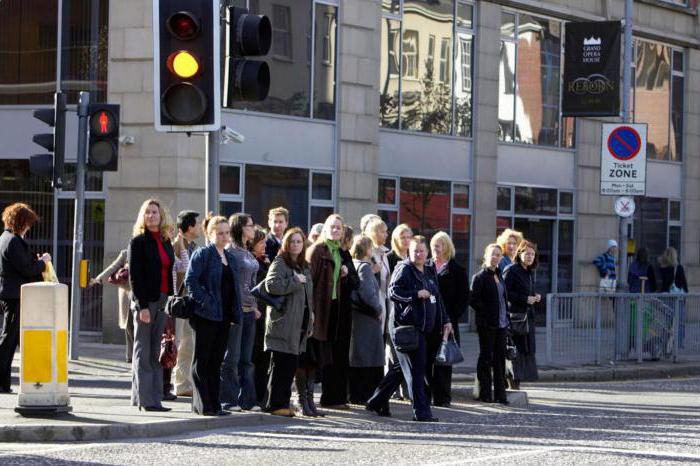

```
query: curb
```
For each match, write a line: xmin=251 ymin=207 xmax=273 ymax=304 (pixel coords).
xmin=453 ymin=361 xmax=700 ymax=383
xmin=0 ymin=411 xmax=295 ymax=443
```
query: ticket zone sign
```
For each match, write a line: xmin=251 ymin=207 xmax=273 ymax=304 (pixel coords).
xmin=600 ymin=123 xmax=647 ymax=196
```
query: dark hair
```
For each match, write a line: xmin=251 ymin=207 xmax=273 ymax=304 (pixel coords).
xmin=514 ymin=240 xmax=539 ymax=269
xmin=279 ymin=227 xmax=308 ymax=270
xmin=177 ymin=210 xmax=199 ymax=233
xmin=229 ymin=213 xmax=253 ymax=247
xmin=636 ymin=247 xmax=649 ymax=264
xmin=342 ymin=224 xmax=354 ymax=245
xmin=248 ymin=225 xmax=267 ymax=252
xmin=1 ymin=203 xmax=39 ymax=234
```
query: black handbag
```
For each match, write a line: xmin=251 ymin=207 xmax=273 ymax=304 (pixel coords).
xmin=434 ymin=335 xmax=464 ymax=366
xmin=508 ymin=311 xmax=529 ymax=336
xmin=394 ymin=325 xmax=419 ymax=353
xmin=251 ymin=281 xmax=285 ymax=311
xmin=505 ymin=336 xmax=518 ymax=361
xmin=164 ymin=283 xmax=197 ymax=319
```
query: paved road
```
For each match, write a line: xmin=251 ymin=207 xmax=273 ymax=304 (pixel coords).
xmin=2 ymin=377 xmax=700 ymax=465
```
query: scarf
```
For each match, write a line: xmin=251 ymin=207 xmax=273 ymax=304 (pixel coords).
xmin=325 ymin=239 xmax=342 ymax=300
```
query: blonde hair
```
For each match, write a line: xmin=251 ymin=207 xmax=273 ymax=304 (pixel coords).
xmin=365 ymin=217 xmax=387 ymax=246
xmin=658 ymin=247 xmax=679 ymax=267
xmin=482 ymin=243 xmax=502 ymax=266
xmin=206 ymin=215 xmax=228 ymax=237
xmin=319 ymin=213 xmax=344 ymax=242
xmin=360 ymin=214 xmax=381 ymax=233
xmin=391 ymin=223 xmax=413 ymax=256
xmin=496 ymin=228 xmax=523 ymax=257
xmin=132 ymin=199 xmax=173 ymax=239
xmin=350 ymin=235 xmax=374 ymax=260
xmin=430 ymin=231 xmax=456 ymax=260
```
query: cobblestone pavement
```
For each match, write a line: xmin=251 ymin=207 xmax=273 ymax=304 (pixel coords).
xmin=2 ymin=377 xmax=700 ymax=465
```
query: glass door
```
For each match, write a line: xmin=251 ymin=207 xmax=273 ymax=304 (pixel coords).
xmin=514 ymin=217 xmax=554 ymax=325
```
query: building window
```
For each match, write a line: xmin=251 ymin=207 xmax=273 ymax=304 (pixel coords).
xmin=219 ymin=164 xmax=243 ymax=218
xmin=498 ymin=10 xmax=573 ymax=148
xmin=0 ymin=0 xmax=109 ymax=105
xmin=633 ymin=40 xmax=684 ymax=161
xmin=379 ymin=0 xmax=475 ymax=137
xmin=633 ymin=196 xmax=674 ymax=263
xmin=232 ymin=1 xmax=338 ymax=121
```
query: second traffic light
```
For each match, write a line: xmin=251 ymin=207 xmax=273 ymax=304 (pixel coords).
xmin=30 ymin=92 xmax=66 ymax=188
xmin=88 ymin=104 xmax=120 ymax=171
xmin=153 ymin=0 xmax=220 ymax=132
xmin=223 ymin=6 xmax=271 ymax=106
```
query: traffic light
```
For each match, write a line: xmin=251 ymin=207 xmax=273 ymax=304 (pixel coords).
xmin=153 ymin=0 xmax=220 ymax=132
xmin=87 ymin=104 xmax=120 ymax=171
xmin=224 ymin=7 xmax=271 ymax=105
xmin=30 ymin=92 xmax=66 ymax=188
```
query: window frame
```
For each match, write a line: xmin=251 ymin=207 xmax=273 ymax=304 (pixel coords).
xmin=218 ymin=162 xmax=244 ymax=210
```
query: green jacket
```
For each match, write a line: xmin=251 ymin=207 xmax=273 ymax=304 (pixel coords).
xmin=264 ymin=256 xmax=314 ymax=355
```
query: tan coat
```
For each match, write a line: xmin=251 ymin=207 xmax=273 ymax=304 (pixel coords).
xmin=96 ymin=249 xmax=130 ymax=329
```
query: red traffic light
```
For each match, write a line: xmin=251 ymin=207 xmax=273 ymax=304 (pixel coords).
xmin=167 ymin=12 xmax=200 ymax=40
xmin=90 ymin=109 xmax=117 ymax=137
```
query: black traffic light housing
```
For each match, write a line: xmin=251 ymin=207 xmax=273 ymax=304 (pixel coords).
xmin=87 ymin=104 xmax=120 ymax=171
xmin=30 ymin=92 xmax=66 ymax=188
xmin=223 ymin=7 xmax=271 ymax=105
xmin=154 ymin=0 xmax=220 ymax=132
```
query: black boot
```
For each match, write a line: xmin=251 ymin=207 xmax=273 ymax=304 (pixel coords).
xmin=295 ymin=374 xmax=315 ymax=417
xmin=306 ymin=376 xmax=325 ymax=417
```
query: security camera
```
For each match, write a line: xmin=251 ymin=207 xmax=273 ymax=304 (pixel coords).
xmin=220 ymin=126 xmax=245 ymax=144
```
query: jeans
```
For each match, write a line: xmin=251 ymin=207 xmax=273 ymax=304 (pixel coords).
xmin=220 ymin=311 xmax=257 ymax=409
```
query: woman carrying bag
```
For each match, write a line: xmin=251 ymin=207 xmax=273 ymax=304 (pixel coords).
xmin=263 ymin=228 xmax=314 ymax=417
xmin=503 ymin=240 xmax=540 ymax=389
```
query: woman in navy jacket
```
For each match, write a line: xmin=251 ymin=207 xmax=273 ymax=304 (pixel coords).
xmin=186 ymin=216 xmax=242 ymax=416
xmin=470 ymin=243 xmax=509 ymax=405
xmin=366 ymin=235 xmax=452 ymax=422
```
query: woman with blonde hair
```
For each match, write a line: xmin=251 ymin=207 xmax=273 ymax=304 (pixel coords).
xmin=128 ymin=199 xmax=175 ymax=412
xmin=186 ymin=216 xmax=242 ymax=416
xmin=306 ymin=214 xmax=349 ymax=412
xmin=428 ymin=231 xmax=469 ymax=407
xmin=496 ymin=228 xmax=523 ymax=273
xmin=387 ymin=224 xmax=412 ymax=274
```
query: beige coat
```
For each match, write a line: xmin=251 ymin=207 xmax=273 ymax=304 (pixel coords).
xmin=96 ymin=249 xmax=130 ymax=329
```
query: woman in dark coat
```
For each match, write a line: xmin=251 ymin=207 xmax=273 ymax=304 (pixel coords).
xmin=186 ymin=216 xmax=242 ymax=416
xmin=348 ymin=235 xmax=385 ymax=404
xmin=503 ymin=240 xmax=540 ymax=389
xmin=250 ymin=226 xmax=271 ymax=406
xmin=366 ymin=236 xmax=453 ymax=422
xmin=0 ymin=203 xmax=50 ymax=393
xmin=429 ymin=232 xmax=469 ymax=407
xmin=470 ymin=243 xmax=509 ymax=405
xmin=658 ymin=247 xmax=689 ymax=348
xmin=128 ymin=199 xmax=175 ymax=412
xmin=628 ymin=247 xmax=657 ymax=293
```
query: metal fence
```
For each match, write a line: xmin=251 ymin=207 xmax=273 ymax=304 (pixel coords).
xmin=545 ymin=293 xmax=700 ymax=365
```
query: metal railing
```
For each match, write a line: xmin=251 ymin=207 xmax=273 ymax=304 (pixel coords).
xmin=545 ymin=293 xmax=700 ymax=365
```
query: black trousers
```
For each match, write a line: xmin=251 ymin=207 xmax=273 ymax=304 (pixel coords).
xmin=0 ymin=299 xmax=20 ymax=392
xmin=321 ymin=299 xmax=350 ymax=406
xmin=125 ymin=312 xmax=134 ymax=362
xmin=253 ymin=312 xmax=270 ymax=404
xmin=266 ymin=350 xmax=298 ymax=411
xmin=426 ymin=324 xmax=460 ymax=405
xmin=348 ymin=366 xmax=384 ymax=404
xmin=476 ymin=326 xmax=507 ymax=402
xmin=190 ymin=315 xmax=229 ymax=415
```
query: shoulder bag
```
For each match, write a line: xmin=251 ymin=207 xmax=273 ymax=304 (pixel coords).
xmin=164 ymin=282 xmax=198 ymax=319
xmin=394 ymin=325 xmax=419 ymax=353
xmin=251 ymin=281 xmax=286 ymax=311
xmin=108 ymin=265 xmax=129 ymax=286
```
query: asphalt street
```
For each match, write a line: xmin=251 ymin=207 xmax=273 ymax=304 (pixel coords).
xmin=2 ymin=377 xmax=700 ymax=465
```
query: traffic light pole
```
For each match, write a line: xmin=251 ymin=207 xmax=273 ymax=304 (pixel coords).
xmin=205 ymin=129 xmax=221 ymax=215
xmin=617 ymin=0 xmax=633 ymax=292
xmin=69 ymin=91 xmax=89 ymax=361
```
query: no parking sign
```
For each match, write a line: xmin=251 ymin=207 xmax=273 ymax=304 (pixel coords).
xmin=600 ymin=123 xmax=647 ymax=196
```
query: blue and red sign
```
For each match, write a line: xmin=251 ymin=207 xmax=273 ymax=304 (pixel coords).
xmin=606 ymin=126 xmax=641 ymax=161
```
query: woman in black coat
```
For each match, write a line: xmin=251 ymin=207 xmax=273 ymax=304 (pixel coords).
xmin=470 ymin=243 xmax=509 ymax=405
xmin=128 ymin=199 xmax=175 ymax=412
xmin=503 ymin=240 xmax=540 ymax=389
xmin=0 ymin=203 xmax=50 ymax=393
xmin=428 ymin=232 xmax=468 ymax=407
xmin=658 ymin=247 xmax=689 ymax=348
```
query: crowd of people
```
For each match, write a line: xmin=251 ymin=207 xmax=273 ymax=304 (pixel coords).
xmin=0 ymin=200 xmax=691 ymax=421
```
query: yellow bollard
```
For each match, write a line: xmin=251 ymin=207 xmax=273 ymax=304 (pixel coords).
xmin=15 ymin=282 xmax=72 ymax=415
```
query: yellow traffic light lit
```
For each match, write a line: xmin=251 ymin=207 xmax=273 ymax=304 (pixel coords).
xmin=167 ymin=51 xmax=199 ymax=79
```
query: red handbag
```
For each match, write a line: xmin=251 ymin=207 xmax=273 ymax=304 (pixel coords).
xmin=159 ymin=317 xmax=177 ymax=369
xmin=108 ymin=265 xmax=129 ymax=286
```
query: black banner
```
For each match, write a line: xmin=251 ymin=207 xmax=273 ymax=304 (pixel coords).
xmin=562 ymin=21 xmax=621 ymax=117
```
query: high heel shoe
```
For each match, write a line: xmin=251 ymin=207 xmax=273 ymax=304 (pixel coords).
xmin=365 ymin=403 xmax=391 ymax=417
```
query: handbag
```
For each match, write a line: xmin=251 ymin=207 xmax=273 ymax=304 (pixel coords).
xmin=434 ymin=336 xmax=464 ymax=366
xmin=394 ymin=325 xmax=419 ymax=353
xmin=509 ymin=311 xmax=529 ymax=336
xmin=669 ymin=266 xmax=686 ymax=295
xmin=505 ymin=336 xmax=518 ymax=361
xmin=599 ymin=277 xmax=616 ymax=294
xmin=108 ymin=265 xmax=129 ymax=286
xmin=164 ymin=283 xmax=197 ymax=319
xmin=251 ymin=281 xmax=286 ymax=311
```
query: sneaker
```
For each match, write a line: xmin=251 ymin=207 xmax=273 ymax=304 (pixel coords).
xmin=222 ymin=404 xmax=242 ymax=412
xmin=244 ymin=406 xmax=262 ymax=412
